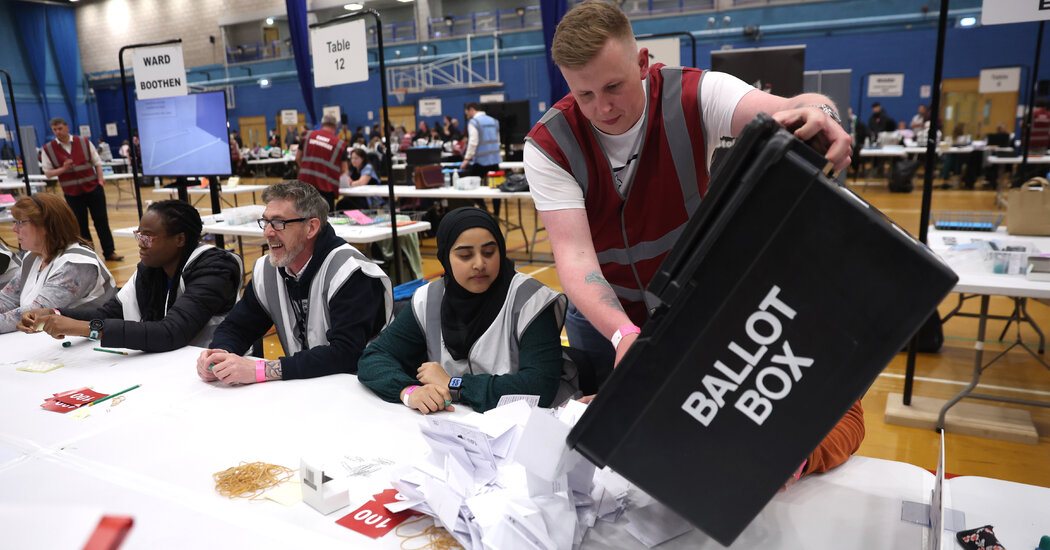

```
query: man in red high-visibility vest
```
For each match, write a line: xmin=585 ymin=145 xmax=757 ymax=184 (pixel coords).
xmin=41 ymin=118 xmax=122 ymax=262
xmin=295 ymin=114 xmax=349 ymax=211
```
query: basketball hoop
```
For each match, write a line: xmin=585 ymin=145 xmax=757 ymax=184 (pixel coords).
xmin=391 ymin=88 xmax=407 ymax=104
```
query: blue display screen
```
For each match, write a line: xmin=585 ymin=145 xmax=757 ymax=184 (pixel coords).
xmin=135 ymin=91 xmax=233 ymax=177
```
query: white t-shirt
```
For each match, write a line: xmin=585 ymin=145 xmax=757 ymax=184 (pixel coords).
xmin=524 ymin=70 xmax=755 ymax=211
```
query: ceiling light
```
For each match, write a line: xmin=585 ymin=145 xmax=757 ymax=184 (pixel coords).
xmin=396 ymin=0 xmax=414 ymax=3
xmin=259 ymin=78 xmax=271 ymax=88
xmin=344 ymin=3 xmax=362 ymax=10
xmin=265 ymin=17 xmax=274 ymax=25
xmin=959 ymin=16 xmax=977 ymax=27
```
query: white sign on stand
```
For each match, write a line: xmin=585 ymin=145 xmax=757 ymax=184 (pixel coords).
xmin=79 ymin=125 xmax=91 ymax=138
xmin=868 ymin=73 xmax=904 ymax=97
xmin=979 ymin=67 xmax=1021 ymax=93
xmin=310 ymin=19 xmax=369 ymax=88
xmin=131 ymin=44 xmax=188 ymax=100
xmin=281 ymin=110 xmax=299 ymax=125
xmin=419 ymin=98 xmax=442 ymax=117
xmin=106 ymin=123 xmax=118 ymax=137
xmin=322 ymin=105 xmax=341 ymax=122
xmin=0 ymin=84 xmax=7 ymax=117
xmin=982 ymin=0 xmax=1050 ymax=25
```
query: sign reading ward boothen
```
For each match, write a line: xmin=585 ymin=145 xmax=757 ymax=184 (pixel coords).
xmin=310 ymin=19 xmax=369 ymax=88
xmin=132 ymin=45 xmax=188 ymax=100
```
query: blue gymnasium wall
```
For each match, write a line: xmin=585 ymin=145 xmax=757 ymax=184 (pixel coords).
xmin=0 ymin=2 xmax=94 ymax=158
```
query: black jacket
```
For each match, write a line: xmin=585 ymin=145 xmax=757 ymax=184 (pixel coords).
xmin=65 ymin=246 xmax=241 ymax=352
xmin=209 ymin=223 xmax=387 ymax=379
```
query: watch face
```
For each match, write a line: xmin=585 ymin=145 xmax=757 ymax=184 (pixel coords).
xmin=89 ymin=319 xmax=104 ymax=331
xmin=448 ymin=377 xmax=463 ymax=389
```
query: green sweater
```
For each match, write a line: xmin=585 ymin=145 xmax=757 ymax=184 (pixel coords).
xmin=357 ymin=302 xmax=563 ymax=412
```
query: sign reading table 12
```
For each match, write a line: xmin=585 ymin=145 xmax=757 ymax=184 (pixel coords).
xmin=311 ymin=19 xmax=369 ymax=88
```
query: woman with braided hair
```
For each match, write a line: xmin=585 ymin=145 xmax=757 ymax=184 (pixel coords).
xmin=18 ymin=200 xmax=243 ymax=351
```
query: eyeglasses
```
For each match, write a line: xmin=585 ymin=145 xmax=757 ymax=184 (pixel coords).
xmin=132 ymin=230 xmax=156 ymax=248
xmin=12 ymin=219 xmax=31 ymax=228
xmin=257 ymin=217 xmax=307 ymax=231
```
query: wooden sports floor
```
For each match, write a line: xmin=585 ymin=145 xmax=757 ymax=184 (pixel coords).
xmin=5 ymin=171 xmax=1048 ymax=488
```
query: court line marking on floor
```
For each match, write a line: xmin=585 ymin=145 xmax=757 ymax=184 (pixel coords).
xmin=877 ymin=372 xmax=1050 ymax=397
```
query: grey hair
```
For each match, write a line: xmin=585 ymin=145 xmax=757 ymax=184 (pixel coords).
xmin=321 ymin=114 xmax=339 ymax=128
xmin=49 ymin=117 xmax=69 ymax=127
xmin=262 ymin=181 xmax=330 ymax=224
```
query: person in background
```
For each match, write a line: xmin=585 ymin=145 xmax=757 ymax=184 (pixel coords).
xmin=0 ymin=194 xmax=116 ymax=333
xmin=18 ymin=200 xmax=242 ymax=351
xmin=336 ymin=148 xmax=381 ymax=211
xmin=119 ymin=139 xmax=131 ymax=159
xmin=909 ymin=104 xmax=928 ymax=131
xmin=368 ymin=136 xmax=387 ymax=158
xmin=295 ymin=114 xmax=350 ymax=210
xmin=284 ymin=124 xmax=299 ymax=148
xmin=897 ymin=120 xmax=914 ymax=142
xmin=230 ymin=130 xmax=244 ymax=149
xmin=96 ymin=139 xmax=113 ymax=162
xmin=359 ymin=207 xmax=568 ymax=414
xmin=338 ymin=124 xmax=353 ymax=144
xmin=196 ymin=182 xmax=391 ymax=384
xmin=347 ymin=148 xmax=378 ymax=187
xmin=867 ymin=102 xmax=896 ymax=137
xmin=448 ymin=118 xmax=463 ymax=141
xmin=352 ymin=126 xmax=366 ymax=144
xmin=1028 ymin=98 xmax=1050 ymax=154
xmin=40 ymin=117 xmax=123 ymax=262
xmin=428 ymin=127 xmax=444 ymax=147
xmin=460 ymin=102 xmax=503 ymax=215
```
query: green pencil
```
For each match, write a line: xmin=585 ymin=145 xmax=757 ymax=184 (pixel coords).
xmin=93 ymin=347 xmax=129 ymax=355
xmin=88 ymin=384 xmax=140 ymax=407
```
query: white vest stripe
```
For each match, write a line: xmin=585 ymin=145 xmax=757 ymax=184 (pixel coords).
xmin=252 ymin=242 xmax=392 ymax=355
xmin=18 ymin=243 xmax=115 ymax=308
xmin=412 ymin=273 xmax=566 ymax=378
xmin=117 ymin=244 xmax=243 ymax=347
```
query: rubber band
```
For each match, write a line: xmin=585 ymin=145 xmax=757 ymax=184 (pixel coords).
xmin=396 ymin=516 xmax=463 ymax=549
xmin=213 ymin=461 xmax=294 ymax=499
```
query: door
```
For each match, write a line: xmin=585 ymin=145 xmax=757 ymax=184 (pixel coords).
xmin=941 ymin=77 xmax=1018 ymax=139
xmin=262 ymin=25 xmax=280 ymax=57
xmin=379 ymin=106 xmax=416 ymax=135
xmin=238 ymin=116 xmax=267 ymax=150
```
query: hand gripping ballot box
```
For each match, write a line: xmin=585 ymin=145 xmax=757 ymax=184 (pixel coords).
xmin=566 ymin=114 xmax=958 ymax=546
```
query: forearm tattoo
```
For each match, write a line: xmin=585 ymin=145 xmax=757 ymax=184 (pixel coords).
xmin=265 ymin=359 xmax=283 ymax=381
xmin=584 ymin=270 xmax=625 ymax=312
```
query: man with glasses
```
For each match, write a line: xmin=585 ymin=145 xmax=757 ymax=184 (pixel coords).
xmin=196 ymin=181 xmax=392 ymax=384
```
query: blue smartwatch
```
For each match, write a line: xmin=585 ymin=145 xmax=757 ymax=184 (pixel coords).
xmin=448 ymin=377 xmax=463 ymax=402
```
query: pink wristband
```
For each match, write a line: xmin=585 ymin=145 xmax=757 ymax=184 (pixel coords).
xmin=255 ymin=360 xmax=266 ymax=383
xmin=611 ymin=324 xmax=641 ymax=350
xmin=403 ymin=385 xmax=421 ymax=407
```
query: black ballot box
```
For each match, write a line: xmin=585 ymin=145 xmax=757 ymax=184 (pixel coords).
xmin=566 ymin=113 xmax=958 ymax=546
